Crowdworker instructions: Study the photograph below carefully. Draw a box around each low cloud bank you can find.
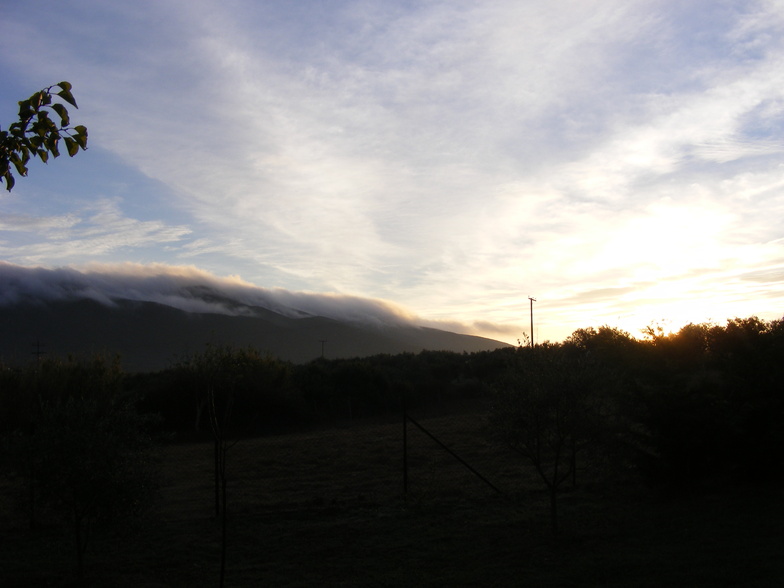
[0,261,471,332]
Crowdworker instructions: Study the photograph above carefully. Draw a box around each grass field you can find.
[2,410,783,587]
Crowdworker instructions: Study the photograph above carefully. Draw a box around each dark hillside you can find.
[0,298,509,371]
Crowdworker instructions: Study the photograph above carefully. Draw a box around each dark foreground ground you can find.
[2,412,783,587]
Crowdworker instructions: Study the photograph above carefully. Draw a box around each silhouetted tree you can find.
[565,325,642,372]
[490,345,612,534]
[627,317,784,489]
[8,356,158,579]
[177,344,274,588]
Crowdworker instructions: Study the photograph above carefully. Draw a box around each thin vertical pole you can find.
[402,396,408,499]
[214,439,221,517]
[528,297,536,347]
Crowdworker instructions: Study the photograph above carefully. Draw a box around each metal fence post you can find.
[402,395,408,500]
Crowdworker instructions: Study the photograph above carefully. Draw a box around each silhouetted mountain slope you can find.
[0,298,509,371]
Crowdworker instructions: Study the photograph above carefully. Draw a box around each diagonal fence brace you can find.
[406,413,505,496]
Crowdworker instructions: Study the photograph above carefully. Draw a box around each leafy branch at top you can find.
[0,82,88,192]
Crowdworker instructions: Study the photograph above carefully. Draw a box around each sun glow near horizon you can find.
[2,1,784,343]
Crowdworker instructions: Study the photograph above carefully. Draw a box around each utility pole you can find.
[528,297,536,347]
[319,339,327,359]
[32,340,46,369]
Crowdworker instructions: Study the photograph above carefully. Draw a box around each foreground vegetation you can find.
[2,414,783,586]
[1,315,783,585]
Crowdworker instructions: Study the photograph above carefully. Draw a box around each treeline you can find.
[553,316,784,489]
[127,344,509,436]
[2,315,783,572]
[2,315,783,490]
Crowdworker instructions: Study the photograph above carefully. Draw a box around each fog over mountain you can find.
[0,262,420,323]
[0,262,510,371]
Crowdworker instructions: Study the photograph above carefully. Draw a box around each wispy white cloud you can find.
[0,199,191,264]
[2,0,784,343]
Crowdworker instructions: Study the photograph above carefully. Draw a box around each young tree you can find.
[1,82,88,191]
[178,344,250,588]
[490,345,610,534]
[8,356,158,579]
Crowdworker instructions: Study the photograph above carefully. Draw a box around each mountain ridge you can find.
[0,297,510,372]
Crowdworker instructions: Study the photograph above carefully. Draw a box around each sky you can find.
[1,0,784,344]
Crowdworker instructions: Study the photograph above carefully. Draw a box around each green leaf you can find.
[33,120,48,137]
[64,137,79,157]
[52,103,70,127]
[17,99,33,120]
[3,171,15,192]
[57,81,72,92]
[9,122,26,137]
[57,88,78,108]
[74,126,88,149]
[38,149,49,163]
[46,135,60,158]
[10,152,28,175]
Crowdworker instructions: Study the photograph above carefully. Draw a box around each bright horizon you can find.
[2,1,783,344]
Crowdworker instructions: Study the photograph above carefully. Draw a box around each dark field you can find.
[2,410,783,587]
